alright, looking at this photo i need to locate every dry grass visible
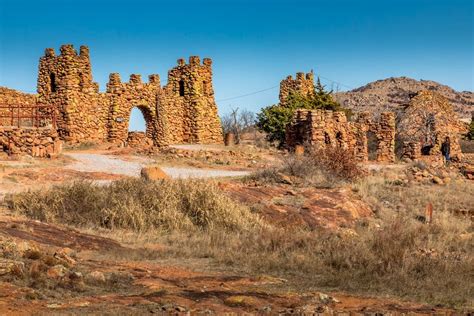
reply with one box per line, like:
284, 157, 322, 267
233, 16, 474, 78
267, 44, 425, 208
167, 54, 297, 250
4, 178, 263, 232
3, 175, 473, 308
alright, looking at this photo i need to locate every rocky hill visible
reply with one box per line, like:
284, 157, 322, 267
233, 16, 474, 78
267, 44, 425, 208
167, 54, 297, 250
334, 77, 473, 119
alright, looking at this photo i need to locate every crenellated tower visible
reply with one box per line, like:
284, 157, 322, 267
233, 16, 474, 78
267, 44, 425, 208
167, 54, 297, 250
160, 56, 222, 144
279, 71, 315, 106
37, 44, 105, 141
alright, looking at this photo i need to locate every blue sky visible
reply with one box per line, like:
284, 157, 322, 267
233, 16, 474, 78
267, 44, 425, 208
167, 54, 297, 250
0, 0, 472, 130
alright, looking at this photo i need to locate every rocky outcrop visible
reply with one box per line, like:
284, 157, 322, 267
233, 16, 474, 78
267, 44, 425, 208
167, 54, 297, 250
335, 77, 473, 119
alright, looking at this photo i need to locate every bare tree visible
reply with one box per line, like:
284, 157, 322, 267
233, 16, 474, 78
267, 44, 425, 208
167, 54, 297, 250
221, 107, 255, 144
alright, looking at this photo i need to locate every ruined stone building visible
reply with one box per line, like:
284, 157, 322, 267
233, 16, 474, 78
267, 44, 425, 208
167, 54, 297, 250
398, 90, 464, 160
0, 44, 223, 156
282, 72, 396, 162
286, 109, 396, 162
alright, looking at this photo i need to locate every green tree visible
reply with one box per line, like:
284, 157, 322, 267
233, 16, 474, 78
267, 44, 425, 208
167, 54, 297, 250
256, 78, 347, 146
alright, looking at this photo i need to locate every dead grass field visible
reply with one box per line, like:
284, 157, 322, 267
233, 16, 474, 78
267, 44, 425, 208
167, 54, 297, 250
5, 169, 473, 309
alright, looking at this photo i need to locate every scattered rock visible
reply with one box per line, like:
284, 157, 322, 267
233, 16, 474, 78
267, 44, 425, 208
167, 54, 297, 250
46, 264, 67, 279
140, 166, 169, 180
432, 176, 444, 185
224, 295, 258, 307
86, 271, 106, 284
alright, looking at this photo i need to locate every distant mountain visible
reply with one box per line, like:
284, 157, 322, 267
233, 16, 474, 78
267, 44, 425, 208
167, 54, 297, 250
334, 77, 473, 119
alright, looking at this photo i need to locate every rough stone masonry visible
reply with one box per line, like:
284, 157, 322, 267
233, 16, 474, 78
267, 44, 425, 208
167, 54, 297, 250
282, 72, 396, 162
1, 44, 223, 154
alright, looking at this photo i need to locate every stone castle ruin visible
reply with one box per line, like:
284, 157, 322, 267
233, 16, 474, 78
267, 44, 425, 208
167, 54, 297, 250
1, 44, 223, 156
283, 72, 396, 162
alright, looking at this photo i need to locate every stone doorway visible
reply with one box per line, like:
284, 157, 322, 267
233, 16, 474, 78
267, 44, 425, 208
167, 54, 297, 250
367, 131, 378, 161
126, 106, 154, 147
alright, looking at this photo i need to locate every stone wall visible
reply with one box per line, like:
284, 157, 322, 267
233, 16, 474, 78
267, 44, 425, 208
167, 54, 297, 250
126, 131, 153, 148
286, 109, 396, 162
279, 72, 315, 106
35, 44, 222, 146
0, 126, 62, 157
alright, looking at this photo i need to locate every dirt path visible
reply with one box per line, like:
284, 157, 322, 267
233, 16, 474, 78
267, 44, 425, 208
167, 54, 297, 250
65, 153, 250, 178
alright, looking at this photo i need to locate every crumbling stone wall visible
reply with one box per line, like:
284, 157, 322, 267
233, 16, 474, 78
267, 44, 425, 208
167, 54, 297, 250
398, 90, 463, 160
35, 44, 222, 146
0, 127, 62, 157
279, 72, 315, 106
286, 109, 396, 162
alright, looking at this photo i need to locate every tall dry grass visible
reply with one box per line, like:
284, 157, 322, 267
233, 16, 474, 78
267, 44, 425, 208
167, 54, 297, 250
4, 178, 263, 232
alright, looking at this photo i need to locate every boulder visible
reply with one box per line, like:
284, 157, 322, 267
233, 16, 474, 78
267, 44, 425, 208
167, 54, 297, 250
47, 264, 67, 279
86, 271, 106, 284
432, 176, 444, 185
140, 166, 169, 181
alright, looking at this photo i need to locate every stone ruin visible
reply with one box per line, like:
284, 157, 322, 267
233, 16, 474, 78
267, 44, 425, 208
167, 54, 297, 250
279, 72, 315, 106
282, 72, 396, 162
286, 109, 396, 162
398, 90, 464, 161
0, 44, 223, 157
283, 73, 467, 163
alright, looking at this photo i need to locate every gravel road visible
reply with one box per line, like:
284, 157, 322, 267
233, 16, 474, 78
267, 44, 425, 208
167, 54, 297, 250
65, 153, 250, 179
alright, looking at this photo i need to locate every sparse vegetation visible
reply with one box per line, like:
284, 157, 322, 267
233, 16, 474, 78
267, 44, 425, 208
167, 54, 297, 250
4, 173, 472, 308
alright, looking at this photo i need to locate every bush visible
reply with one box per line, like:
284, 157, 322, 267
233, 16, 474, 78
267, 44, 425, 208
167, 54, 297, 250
4, 178, 263, 233
248, 146, 364, 187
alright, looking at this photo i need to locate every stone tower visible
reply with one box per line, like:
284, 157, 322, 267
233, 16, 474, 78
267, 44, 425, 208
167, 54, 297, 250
37, 44, 106, 142
279, 71, 315, 106
160, 56, 222, 144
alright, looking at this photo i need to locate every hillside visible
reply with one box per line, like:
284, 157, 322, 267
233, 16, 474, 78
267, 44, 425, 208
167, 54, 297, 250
334, 77, 473, 119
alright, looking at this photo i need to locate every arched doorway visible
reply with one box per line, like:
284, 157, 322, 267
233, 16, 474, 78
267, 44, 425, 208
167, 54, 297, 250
129, 107, 147, 133
126, 106, 154, 147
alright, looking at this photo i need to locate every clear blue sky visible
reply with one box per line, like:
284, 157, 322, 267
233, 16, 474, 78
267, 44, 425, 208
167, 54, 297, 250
0, 0, 472, 130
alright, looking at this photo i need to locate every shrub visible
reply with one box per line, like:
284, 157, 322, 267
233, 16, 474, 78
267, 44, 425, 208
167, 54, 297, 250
248, 146, 364, 187
4, 178, 264, 233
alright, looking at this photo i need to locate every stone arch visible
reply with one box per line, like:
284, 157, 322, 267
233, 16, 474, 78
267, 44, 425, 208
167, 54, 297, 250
128, 105, 154, 138
107, 102, 157, 145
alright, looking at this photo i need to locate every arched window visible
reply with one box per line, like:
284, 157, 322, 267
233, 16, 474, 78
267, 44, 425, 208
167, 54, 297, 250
50, 73, 57, 93
202, 80, 208, 95
179, 80, 185, 97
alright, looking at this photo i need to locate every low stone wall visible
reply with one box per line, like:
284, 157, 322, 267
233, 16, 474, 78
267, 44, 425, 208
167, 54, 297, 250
0, 127, 62, 157
126, 131, 153, 148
